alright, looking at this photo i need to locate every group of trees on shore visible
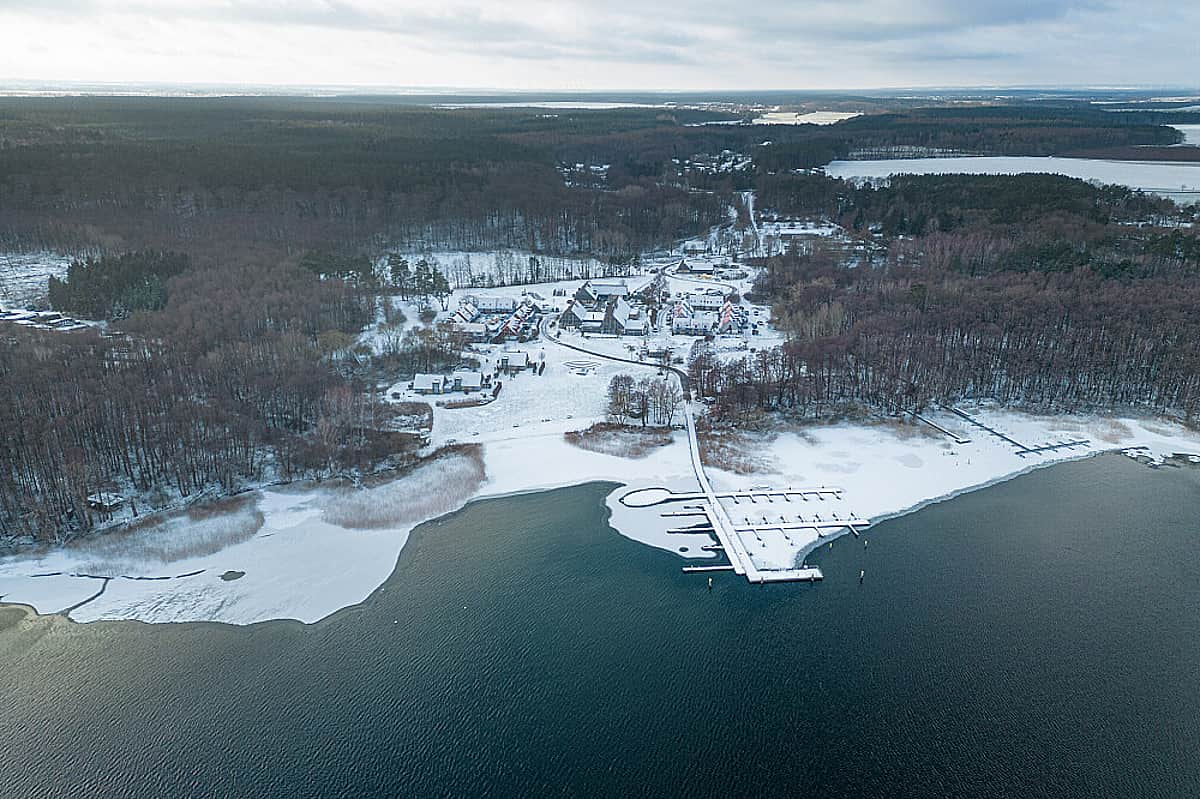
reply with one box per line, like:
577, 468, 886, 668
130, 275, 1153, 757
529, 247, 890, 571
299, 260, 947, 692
0, 259, 416, 543
696, 174, 1200, 423
607, 374, 684, 427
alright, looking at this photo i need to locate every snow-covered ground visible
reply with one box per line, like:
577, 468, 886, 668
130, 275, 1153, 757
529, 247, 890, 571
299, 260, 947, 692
605, 406, 1200, 577
5, 230, 1200, 626
382, 249, 613, 290
704, 408, 1200, 569
0, 252, 72, 307
5, 325, 1198, 629
755, 111, 860, 126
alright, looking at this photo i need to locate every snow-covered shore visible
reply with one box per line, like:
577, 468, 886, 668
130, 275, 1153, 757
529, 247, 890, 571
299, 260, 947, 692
3, 400, 1197, 626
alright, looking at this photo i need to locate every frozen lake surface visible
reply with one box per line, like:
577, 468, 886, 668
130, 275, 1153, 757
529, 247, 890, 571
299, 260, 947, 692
1172, 124, 1200, 146
826, 156, 1200, 203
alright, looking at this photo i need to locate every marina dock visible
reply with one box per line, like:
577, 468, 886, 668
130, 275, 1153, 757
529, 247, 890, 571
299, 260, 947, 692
619, 399, 871, 585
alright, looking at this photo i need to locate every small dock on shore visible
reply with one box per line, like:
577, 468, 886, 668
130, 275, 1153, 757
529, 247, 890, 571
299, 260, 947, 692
948, 407, 1089, 457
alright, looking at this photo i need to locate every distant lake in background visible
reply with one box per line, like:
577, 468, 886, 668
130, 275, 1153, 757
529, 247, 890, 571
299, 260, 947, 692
1173, 124, 1200, 146
3, 455, 1199, 798
825, 156, 1200, 204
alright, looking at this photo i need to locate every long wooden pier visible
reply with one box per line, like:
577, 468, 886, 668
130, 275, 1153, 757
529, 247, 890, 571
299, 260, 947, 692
620, 399, 856, 585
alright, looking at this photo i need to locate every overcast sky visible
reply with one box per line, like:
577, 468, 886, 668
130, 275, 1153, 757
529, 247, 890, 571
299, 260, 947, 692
1, 0, 1197, 91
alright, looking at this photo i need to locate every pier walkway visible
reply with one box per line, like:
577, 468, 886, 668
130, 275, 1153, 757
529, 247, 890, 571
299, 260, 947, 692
545, 311, 844, 583
949, 407, 1089, 457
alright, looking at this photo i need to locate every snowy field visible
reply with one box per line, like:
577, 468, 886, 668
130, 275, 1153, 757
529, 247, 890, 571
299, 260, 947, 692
0, 252, 72, 307
755, 111, 860, 125
384, 249, 615, 289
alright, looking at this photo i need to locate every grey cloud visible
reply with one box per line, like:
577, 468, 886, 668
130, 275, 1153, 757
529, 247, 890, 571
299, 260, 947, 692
3, 0, 1198, 86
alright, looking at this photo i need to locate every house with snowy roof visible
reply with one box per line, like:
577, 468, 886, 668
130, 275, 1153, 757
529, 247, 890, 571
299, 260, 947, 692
469, 295, 520, 314
672, 311, 720, 336
412, 373, 446, 394
559, 300, 588, 329
601, 297, 646, 336
498, 349, 532, 373
687, 291, 727, 311
574, 279, 629, 305
451, 371, 484, 393
451, 301, 479, 325
677, 258, 718, 276
450, 321, 489, 343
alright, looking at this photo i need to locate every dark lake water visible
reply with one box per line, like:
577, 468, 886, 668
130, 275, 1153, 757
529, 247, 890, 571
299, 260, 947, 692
2, 455, 1199, 798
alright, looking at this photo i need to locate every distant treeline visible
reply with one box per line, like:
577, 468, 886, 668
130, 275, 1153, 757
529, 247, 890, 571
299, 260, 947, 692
756, 172, 1183, 241
695, 174, 1200, 421
0, 98, 1190, 259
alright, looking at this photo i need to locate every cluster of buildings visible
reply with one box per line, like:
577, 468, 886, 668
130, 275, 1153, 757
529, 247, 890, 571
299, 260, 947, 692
410, 349, 535, 397
412, 370, 489, 396
558, 280, 649, 336
0, 309, 90, 332
675, 256, 733, 277
667, 292, 745, 337
448, 294, 543, 344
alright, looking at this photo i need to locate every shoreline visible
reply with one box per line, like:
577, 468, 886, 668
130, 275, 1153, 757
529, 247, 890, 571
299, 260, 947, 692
2, 407, 1198, 627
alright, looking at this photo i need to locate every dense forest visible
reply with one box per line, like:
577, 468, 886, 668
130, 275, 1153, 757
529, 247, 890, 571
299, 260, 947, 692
0, 98, 1189, 262
0, 258, 464, 543
694, 174, 1200, 422
2, 98, 1198, 544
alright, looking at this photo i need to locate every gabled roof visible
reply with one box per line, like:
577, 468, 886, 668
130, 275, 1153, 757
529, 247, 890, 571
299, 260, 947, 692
609, 296, 633, 327
563, 302, 587, 322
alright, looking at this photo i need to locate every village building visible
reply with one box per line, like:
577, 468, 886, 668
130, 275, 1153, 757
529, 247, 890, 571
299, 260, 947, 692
498, 349, 532, 373
676, 258, 723, 276
672, 311, 720, 336
451, 371, 484, 393
86, 492, 126, 512
450, 302, 479, 325
412, 373, 446, 394
451, 321, 490, 343
601, 297, 646, 336
468, 295, 519, 314
559, 300, 587, 329
413, 370, 488, 395
579, 310, 606, 334
686, 291, 727, 311
574, 279, 629, 305
562, 282, 646, 337
500, 302, 539, 340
